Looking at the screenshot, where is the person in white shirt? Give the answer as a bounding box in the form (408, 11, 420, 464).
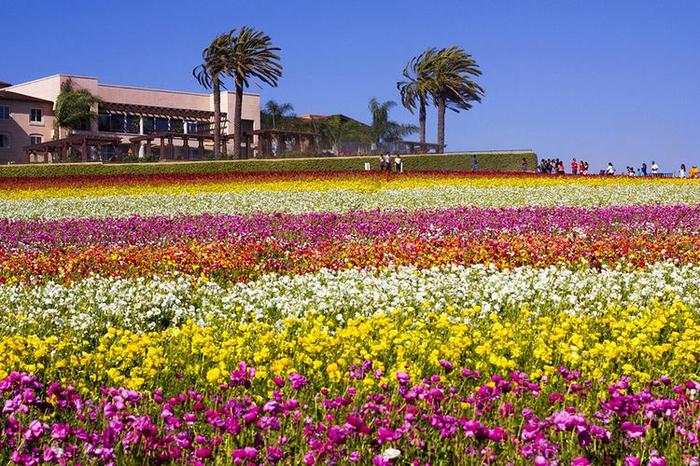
(679, 164, 686, 178)
(651, 161, 659, 176)
(605, 163, 615, 175)
(394, 154, 403, 173)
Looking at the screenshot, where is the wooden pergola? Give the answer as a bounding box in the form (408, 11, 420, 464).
(129, 132, 215, 161)
(254, 129, 318, 158)
(24, 134, 122, 163)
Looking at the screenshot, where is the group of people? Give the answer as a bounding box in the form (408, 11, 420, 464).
(378, 153, 403, 173)
(617, 161, 699, 178)
(537, 158, 590, 175)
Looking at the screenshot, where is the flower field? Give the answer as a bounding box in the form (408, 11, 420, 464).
(0, 171, 699, 465)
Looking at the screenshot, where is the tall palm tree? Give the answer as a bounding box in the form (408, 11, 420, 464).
(397, 49, 438, 149)
(193, 33, 231, 158)
(368, 97, 417, 146)
(224, 27, 283, 159)
(263, 100, 294, 129)
(430, 46, 484, 153)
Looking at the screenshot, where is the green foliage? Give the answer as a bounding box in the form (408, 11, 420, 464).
(368, 98, 417, 144)
(0, 152, 537, 178)
(261, 100, 295, 129)
(54, 79, 101, 130)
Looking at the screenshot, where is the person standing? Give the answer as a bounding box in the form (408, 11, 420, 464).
(471, 154, 478, 172)
(679, 164, 686, 178)
(394, 154, 403, 173)
(606, 162, 615, 175)
(641, 162, 647, 176)
(651, 161, 659, 176)
(571, 158, 578, 175)
(521, 157, 528, 172)
(378, 153, 385, 171)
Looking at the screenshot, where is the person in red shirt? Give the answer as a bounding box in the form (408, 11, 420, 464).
(571, 158, 578, 175)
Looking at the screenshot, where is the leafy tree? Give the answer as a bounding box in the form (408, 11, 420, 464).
(430, 46, 484, 153)
(223, 27, 283, 159)
(262, 100, 295, 129)
(54, 79, 101, 134)
(313, 115, 370, 154)
(368, 97, 417, 146)
(193, 33, 232, 158)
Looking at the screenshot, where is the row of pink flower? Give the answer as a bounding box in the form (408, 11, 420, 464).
(3, 205, 700, 250)
(1, 363, 698, 465)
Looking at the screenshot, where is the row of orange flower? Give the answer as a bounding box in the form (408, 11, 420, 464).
(1, 231, 698, 284)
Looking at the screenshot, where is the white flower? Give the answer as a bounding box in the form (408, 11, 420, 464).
(382, 448, 401, 460)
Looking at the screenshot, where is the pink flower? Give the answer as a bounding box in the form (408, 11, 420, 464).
(571, 457, 591, 466)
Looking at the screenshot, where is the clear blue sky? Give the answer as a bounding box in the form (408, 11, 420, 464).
(4, 0, 699, 170)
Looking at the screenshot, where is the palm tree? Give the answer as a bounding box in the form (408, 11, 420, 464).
(263, 100, 294, 129)
(224, 27, 283, 159)
(397, 49, 438, 149)
(368, 97, 417, 147)
(193, 33, 232, 158)
(430, 46, 484, 153)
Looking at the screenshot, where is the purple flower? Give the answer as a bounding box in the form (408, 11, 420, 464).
(571, 458, 591, 466)
(649, 455, 667, 466)
(620, 421, 645, 439)
(289, 372, 309, 390)
(624, 456, 641, 466)
(231, 446, 258, 462)
(395, 371, 411, 385)
(438, 359, 454, 373)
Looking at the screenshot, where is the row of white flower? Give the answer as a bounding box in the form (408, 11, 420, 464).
(3, 184, 700, 219)
(2, 262, 698, 336)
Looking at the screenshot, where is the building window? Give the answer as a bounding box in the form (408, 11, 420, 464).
(125, 115, 140, 134)
(0, 133, 10, 149)
(0, 106, 9, 120)
(142, 117, 155, 134)
(30, 134, 42, 145)
(155, 118, 169, 132)
(30, 108, 43, 123)
(186, 122, 199, 134)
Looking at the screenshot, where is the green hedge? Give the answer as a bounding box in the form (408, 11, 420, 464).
(0, 152, 536, 178)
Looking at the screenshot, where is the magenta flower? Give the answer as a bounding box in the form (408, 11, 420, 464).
(438, 359, 454, 373)
(395, 371, 411, 385)
(571, 458, 591, 466)
(289, 372, 309, 390)
(624, 456, 641, 466)
(231, 446, 258, 462)
(620, 421, 646, 439)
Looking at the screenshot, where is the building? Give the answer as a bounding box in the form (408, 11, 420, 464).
(0, 74, 260, 164)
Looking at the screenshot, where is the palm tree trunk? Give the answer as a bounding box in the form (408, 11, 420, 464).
(419, 97, 426, 150)
(436, 94, 445, 154)
(233, 84, 244, 159)
(213, 79, 221, 158)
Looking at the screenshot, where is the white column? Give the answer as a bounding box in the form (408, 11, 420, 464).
(138, 116, 145, 159)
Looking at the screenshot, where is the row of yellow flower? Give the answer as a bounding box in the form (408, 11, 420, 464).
(1, 301, 697, 394)
(2, 172, 696, 199)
